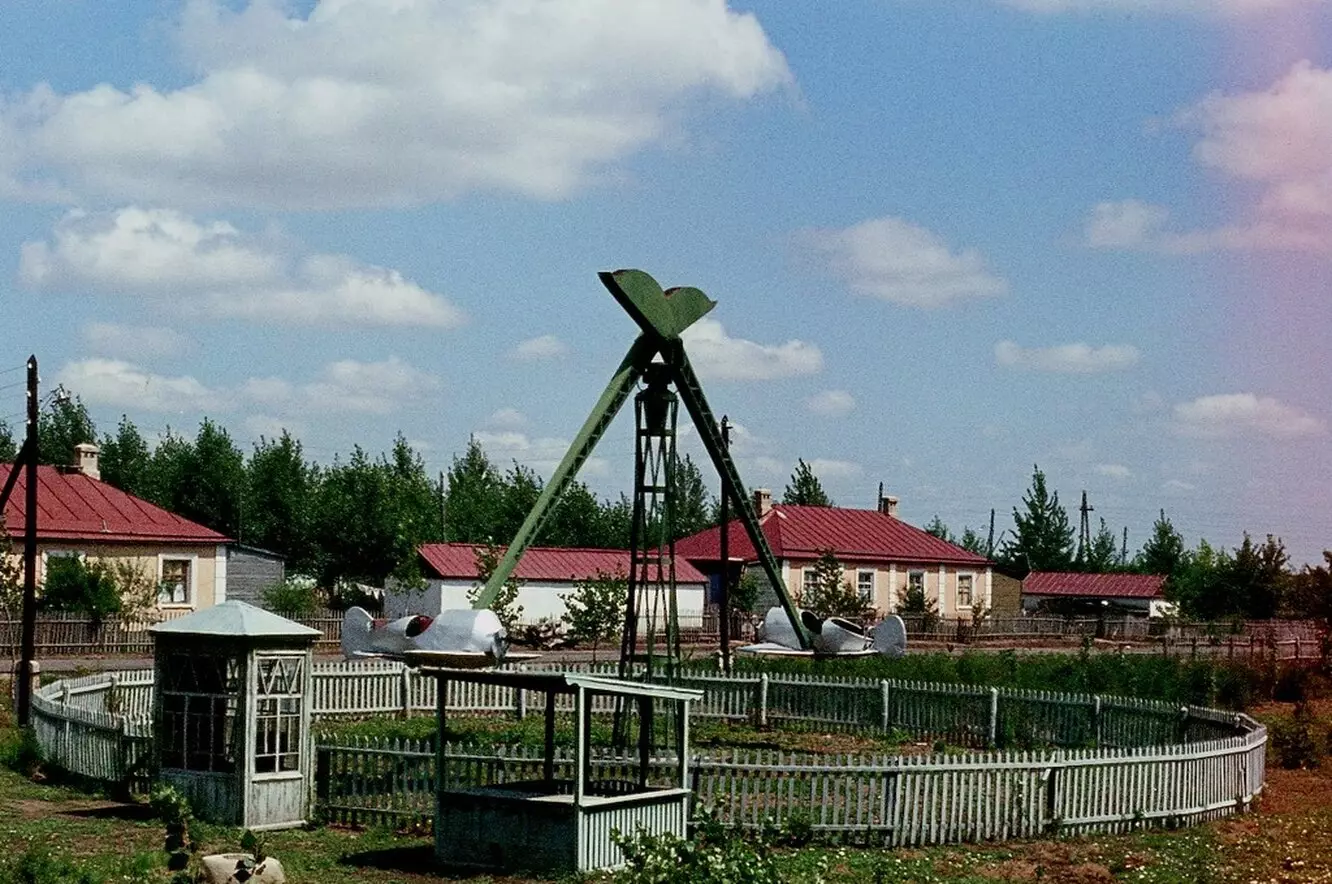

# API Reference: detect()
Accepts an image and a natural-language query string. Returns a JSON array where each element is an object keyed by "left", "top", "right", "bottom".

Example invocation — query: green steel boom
[{"left": 470, "top": 269, "right": 812, "bottom": 651}]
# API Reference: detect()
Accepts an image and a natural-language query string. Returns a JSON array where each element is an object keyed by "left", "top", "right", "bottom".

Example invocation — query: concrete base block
[{"left": 200, "top": 854, "right": 285, "bottom": 884}]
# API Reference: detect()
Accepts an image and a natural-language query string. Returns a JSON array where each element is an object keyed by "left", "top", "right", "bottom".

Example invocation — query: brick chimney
[
  {"left": 753, "top": 487, "right": 772, "bottom": 517},
  {"left": 73, "top": 442, "right": 100, "bottom": 480},
  {"left": 878, "top": 492, "right": 898, "bottom": 518}
]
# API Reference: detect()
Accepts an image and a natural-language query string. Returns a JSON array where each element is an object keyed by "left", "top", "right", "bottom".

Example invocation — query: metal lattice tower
[{"left": 620, "top": 365, "right": 681, "bottom": 680}]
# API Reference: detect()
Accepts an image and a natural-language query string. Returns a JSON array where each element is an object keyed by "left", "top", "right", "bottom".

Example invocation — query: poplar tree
[
  {"left": 782, "top": 458, "right": 833, "bottom": 507},
  {"left": 1002, "top": 465, "right": 1073, "bottom": 574}
]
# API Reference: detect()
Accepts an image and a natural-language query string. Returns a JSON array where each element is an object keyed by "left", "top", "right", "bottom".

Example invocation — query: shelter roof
[
  {"left": 417, "top": 542, "right": 708, "bottom": 585},
  {"left": 149, "top": 600, "right": 321, "bottom": 639},
  {"left": 672, "top": 504, "right": 989, "bottom": 567},
  {"left": 409, "top": 663, "right": 703, "bottom": 702},
  {"left": 1023, "top": 571, "right": 1166, "bottom": 599},
  {"left": 1, "top": 464, "right": 228, "bottom": 545}
]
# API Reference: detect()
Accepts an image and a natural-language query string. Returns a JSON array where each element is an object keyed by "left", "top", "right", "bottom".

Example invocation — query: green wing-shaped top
[{"left": 600, "top": 269, "right": 716, "bottom": 340}]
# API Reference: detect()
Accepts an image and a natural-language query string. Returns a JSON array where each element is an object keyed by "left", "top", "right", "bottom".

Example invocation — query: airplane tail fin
[{"left": 341, "top": 607, "right": 376, "bottom": 659}]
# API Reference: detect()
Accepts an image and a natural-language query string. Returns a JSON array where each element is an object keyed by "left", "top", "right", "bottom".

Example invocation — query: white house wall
[{"left": 384, "top": 579, "right": 707, "bottom": 627}]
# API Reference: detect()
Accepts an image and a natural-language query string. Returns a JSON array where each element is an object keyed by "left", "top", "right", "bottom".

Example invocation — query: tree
[
  {"left": 99, "top": 416, "right": 152, "bottom": 497},
  {"left": 782, "top": 458, "right": 833, "bottom": 506},
  {"left": 562, "top": 568, "right": 626, "bottom": 662},
  {"left": 1170, "top": 539, "right": 1230, "bottom": 620},
  {"left": 1136, "top": 510, "right": 1186, "bottom": 578},
  {"left": 0, "top": 421, "right": 17, "bottom": 462},
  {"left": 958, "top": 526, "right": 988, "bottom": 557},
  {"left": 1084, "top": 519, "right": 1121, "bottom": 573},
  {"left": 40, "top": 556, "right": 122, "bottom": 621},
  {"left": 896, "top": 575, "right": 940, "bottom": 630},
  {"left": 671, "top": 453, "right": 716, "bottom": 540},
  {"left": 1228, "top": 533, "right": 1288, "bottom": 620},
  {"left": 923, "top": 516, "right": 953, "bottom": 543},
  {"left": 38, "top": 395, "right": 97, "bottom": 467},
  {"left": 468, "top": 541, "right": 524, "bottom": 631},
  {"left": 1002, "top": 465, "right": 1073, "bottom": 574},
  {"left": 1286, "top": 552, "right": 1332, "bottom": 665},
  {"left": 0, "top": 519, "right": 22, "bottom": 612},
  {"left": 799, "top": 549, "right": 868, "bottom": 619},
  {"left": 444, "top": 438, "right": 503, "bottom": 543},
  {"left": 496, "top": 461, "right": 542, "bottom": 544},
  {"left": 245, "top": 431, "right": 318, "bottom": 574}
]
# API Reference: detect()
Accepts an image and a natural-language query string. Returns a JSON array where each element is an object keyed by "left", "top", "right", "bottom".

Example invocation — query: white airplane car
[
  {"left": 737, "top": 607, "right": 907, "bottom": 659},
  {"left": 341, "top": 607, "right": 538, "bottom": 667}
]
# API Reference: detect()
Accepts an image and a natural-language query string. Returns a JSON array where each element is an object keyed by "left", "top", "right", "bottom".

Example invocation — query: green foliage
[
  {"left": 1002, "top": 465, "right": 1073, "bottom": 573},
  {"left": 261, "top": 577, "right": 321, "bottom": 616},
  {"left": 1271, "top": 702, "right": 1321, "bottom": 770},
  {"left": 0, "top": 727, "right": 44, "bottom": 778},
  {"left": 2, "top": 848, "right": 105, "bottom": 884},
  {"left": 731, "top": 569, "right": 762, "bottom": 615},
  {"left": 244, "top": 431, "right": 318, "bottom": 574},
  {"left": 36, "top": 394, "right": 95, "bottom": 468},
  {"left": 0, "top": 522, "right": 21, "bottom": 613},
  {"left": 467, "top": 541, "right": 524, "bottom": 631},
  {"left": 611, "top": 812, "right": 782, "bottom": 884},
  {"left": 800, "top": 549, "right": 868, "bottom": 619},
  {"left": 1171, "top": 534, "right": 1290, "bottom": 621},
  {"left": 958, "top": 526, "right": 988, "bottom": 557},
  {"left": 1137, "top": 509, "right": 1187, "bottom": 578},
  {"left": 562, "top": 568, "right": 626, "bottom": 662},
  {"left": 896, "top": 578, "right": 939, "bottom": 630},
  {"left": 39, "top": 557, "right": 121, "bottom": 620},
  {"left": 671, "top": 453, "right": 716, "bottom": 540},
  {"left": 1083, "top": 518, "right": 1121, "bottom": 572},
  {"left": 444, "top": 437, "right": 503, "bottom": 543},
  {"left": 149, "top": 784, "right": 196, "bottom": 880},
  {"left": 97, "top": 415, "right": 152, "bottom": 499},
  {"left": 0, "top": 420, "right": 17, "bottom": 462},
  {"left": 923, "top": 515, "right": 953, "bottom": 543},
  {"left": 782, "top": 458, "right": 833, "bottom": 507}
]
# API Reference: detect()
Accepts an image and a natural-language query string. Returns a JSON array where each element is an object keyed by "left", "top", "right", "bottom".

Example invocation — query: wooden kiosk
[
  {"left": 412, "top": 660, "right": 702, "bottom": 873},
  {"left": 149, "top": 601, "right": 320, "bottom": 829}
]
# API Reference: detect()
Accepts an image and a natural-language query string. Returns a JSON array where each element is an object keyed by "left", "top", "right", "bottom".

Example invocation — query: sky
[{"left": 1, "top": 0, "right": 1330, "bottom": 566}]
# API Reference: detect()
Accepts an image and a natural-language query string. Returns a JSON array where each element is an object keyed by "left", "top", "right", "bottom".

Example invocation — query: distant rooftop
[{"left": 149, "top": 600, "right": 321, "bottom": 639}]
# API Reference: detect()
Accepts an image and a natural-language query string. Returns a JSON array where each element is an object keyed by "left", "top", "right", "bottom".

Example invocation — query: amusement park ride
[{"left": 341, "top": 269, "right": 906, "bottom": 671}]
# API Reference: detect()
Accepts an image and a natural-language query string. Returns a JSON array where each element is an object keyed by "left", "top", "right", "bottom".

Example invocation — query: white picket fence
[{"left": 28, "top": 660, "right": 1266, "bottom": 845}]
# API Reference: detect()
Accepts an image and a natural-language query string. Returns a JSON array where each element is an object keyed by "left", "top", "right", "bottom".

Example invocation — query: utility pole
[
  {"left": 987, "top": 508, "right": 996, "bottom": 559},
  {"left": 438, "top": 471, "right": 447, "bottom": 541},
  {"left": 17, "top": 356, "right": 38, "bottom": 726},
  {"left": 1077, "top": 491, "right": 1094, "bottom": 567},
  {"left": 1121, "top": 526, "right": 1129, "bottom": 567},
  {"left": 718, "top": 415, "right": 732, "bottom": 673}
]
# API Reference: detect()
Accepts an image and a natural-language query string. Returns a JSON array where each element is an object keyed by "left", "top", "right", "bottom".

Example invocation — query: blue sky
[{"left": 2, "top": 0, "right": 1330, "bottom": 565}]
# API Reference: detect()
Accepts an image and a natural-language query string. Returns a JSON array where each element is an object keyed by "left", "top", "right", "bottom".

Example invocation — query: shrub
[
  {"left": 611, "top": 815, "right": 781, "bottom": 884},
  {"left": 261, "top": 577, "right": 322, "bottom": 617},
  {"left": 1271, "top": 705, "right": 1320, "bottom": 769}
]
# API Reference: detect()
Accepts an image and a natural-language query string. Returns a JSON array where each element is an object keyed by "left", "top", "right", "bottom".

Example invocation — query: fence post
[
  {"left": 401, "top": 666, "right": 413, "bottom": 719},
  {"left": 880, "top": 680, "right": 891, "bottom": 732},
  {"left": 1295, "top": 638, "right": 1302, "bottom": 661},
  {"left": 516, "top": 686, "right": 527, "bottom": 721},
  {"left": 758, "top": 674, "right": 769, "bottom": 729},
  {"left": 987, "top": 688, "right": 999, "bottom": 748},
  {"left": 1093, "top": 695, "right": 1103, "bottom": 747}
]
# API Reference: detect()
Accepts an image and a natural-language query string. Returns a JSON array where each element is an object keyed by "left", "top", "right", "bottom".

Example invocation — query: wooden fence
[
  {"left": 26, "top": 661, "right": 1267, "bottom": 846},
  {"left": 0, "top": 611, "right": 343, "bottom": 656},
  {"left": 314, "top": 723, "right": 1264, "bottom": 843}
]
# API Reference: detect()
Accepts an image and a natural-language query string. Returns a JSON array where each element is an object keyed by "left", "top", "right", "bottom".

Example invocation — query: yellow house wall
[
  {"left": 4, "top": 540, "right": 225, "bottom": 614},
  {"left": 788, "top": 559, "right": 993, "bottom": 620}
]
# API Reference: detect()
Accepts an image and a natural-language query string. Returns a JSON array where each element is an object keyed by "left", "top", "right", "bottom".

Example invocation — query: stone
[{"left": 200, "top": 853, "right": 285, "bottom": 884}]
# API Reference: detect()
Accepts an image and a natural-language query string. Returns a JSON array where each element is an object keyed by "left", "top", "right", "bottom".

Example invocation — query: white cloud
[
  {"left": 807, "top": 458, "right": 862, "bottom": 480},
  {"left": 242, "top": 414, "right": 306, "bottom": 441},
  {"left": 472, "top": 429, "right": 607, "bottom": 479},
  {"left": 485, "top": 408, "right": 528, "bottom": 429},
  {"left": 511, "top": 335, "right": 569, "bottom": 361},
  {"left": 804, "top": 389, "right": 856, "bottom": 417},
  {"left": 245, "top": 356, "right": 441, "bottom": 415},
  {"left": 1162, "top": 479, "right": 1197, "bottom": 494},
  {"left": 799, "top": 216, "right": 1006, "bottom": 308},
  {"left": 0, "top": 0, "right": 790, "bottom": 209},
  {"left": 995, "top": 340, "right": 1140, "bottom": 373},
  {"left": 1096, "top": 463, "right": 1133, "bottom": 480},
  {"left": 22, "top": 207, "right": 465, "bottom": 327},
  {"left": 82, "top": 322, "right": 189, "bottom": 360},
  {"left": 1087, "top": 62, "right": 1332, "bottom": 255},
  {"left": 56, "top": 359, "right": 219, "bottom": 412},
  {"left": 1085, "top": 200, "right": 1171, "bottom": 248},
  {"left": 681, "top": 318, "right": 822, "bottom": 382},
  {"left": 1002, "top": 0, "right": 1321, "bottom": 15},
  {"left": 1172, "top": 393, "right": 1326, "bottom": 439}
]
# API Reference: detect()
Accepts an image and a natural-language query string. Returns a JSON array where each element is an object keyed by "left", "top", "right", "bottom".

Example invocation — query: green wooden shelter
[
  {"left": 149, "top": 601, "right": 320, "bottom": 830},
  {"left": 413, "top": 659, "right": 702, "bottom": 873}
]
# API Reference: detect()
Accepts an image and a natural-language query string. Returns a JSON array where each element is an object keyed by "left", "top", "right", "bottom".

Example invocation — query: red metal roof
[
  {"left": 1023, "top": 571, "right": 1166, "bottom": 599},
  {"left": 1, "top": 464, "right": 229, "bottom": 545},
  {"left": 672, "top": 504, "right": 991, "bottom": 567},
  {"left": 418, "top": 543, "right": 708, "bottom": 585}
]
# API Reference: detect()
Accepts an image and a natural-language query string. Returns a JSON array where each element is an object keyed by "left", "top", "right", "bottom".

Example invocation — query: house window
[
  {"left": 159, "top": 651, "right": 239, "bottom": 773},
  {"left": 957, "top": 574, "right": 974, "bottom": 609},
  {"left": 857, "top": 571, "right": 875, "bottom": 602},
  {"left": 802, "top": 567, "right": 820, "bottom": 601},
  {"left": 907, "top": 571, "right": 925, "bottom": 594},
  {"left": 254, "top": 655, "right": 304, "bottom": 775},
  {"left": 159, "top": 558, "right": 192, "bottom": 606}
]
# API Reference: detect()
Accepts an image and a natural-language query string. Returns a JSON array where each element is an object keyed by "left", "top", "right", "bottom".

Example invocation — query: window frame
[
  {"left": 856, "top": 570, "right": 875, "bottom": 603},
  {"left": 253, "top": 653, "right": 306, "bottom": 778},
  {"left": 157, "top": 554, "right": 198, "bottom": 608},
  {"left": 158, "top": 651, "right": 239, "bottom": 774},
  {"left": 907, "top": 570, "right": 925, "bottom": 594},
  {"left": 801, "top": 567, "right": 820, "bottom": 601},
  {"left": 956, "top": 572, "right": 975, "bottom": 610}
]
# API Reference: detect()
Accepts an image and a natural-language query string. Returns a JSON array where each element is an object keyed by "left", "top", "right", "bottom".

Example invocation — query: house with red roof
[
  {"left": 1021, "top": 571, "right": 1173, "bottom": 618},
  {"left": 2, "top": 444, "right": 231, "bottom": 614},
  {"left": 388, "top": 542, "right": 710, "bottom": 627},
  {"left": 673, "top": 490, "right": 993, "bottom": 621}
]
